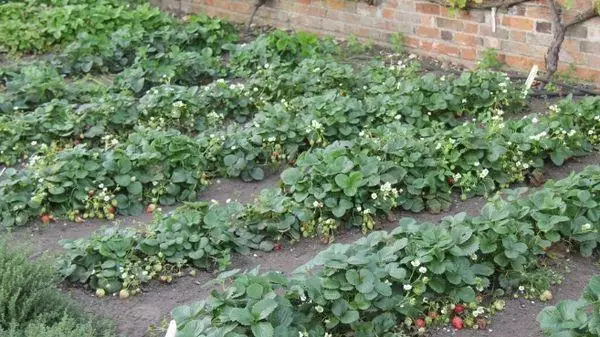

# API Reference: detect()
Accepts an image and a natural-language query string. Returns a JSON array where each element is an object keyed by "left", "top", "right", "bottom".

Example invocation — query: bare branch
[
  {"left": 245, "top": 0, "right": 268, "bottom": 34},
  {"left": 425, "top": 0, "right": 528, "bottom": 9},
  {"left": 564, "top": 8, "right": 598, "bottom": 28},
  {"left": 544, "top": 0, "right": 566, "bottom": 82}
]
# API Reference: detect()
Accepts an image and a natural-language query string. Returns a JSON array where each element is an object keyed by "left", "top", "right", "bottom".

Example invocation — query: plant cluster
[
  {"left": 170, "top": 165, "right": 600, "bottom": 337},
  {"left": 58, "top": 202, "right": 245, "bottom": 296},
  {"left": 0, "top": 243, "right": 114, "bottom": 337},
  {"left": 0, "top": 0, "right": 172, "bottom": 54},
  {"left": 280, "top": 96, "right": 600, "bottom": 238},
  {"left": 56, "top": 99, "right": 600, "bottom": 290},
  {"left": 0, "top": 53, "right": 532, "bottom": 228},
  {"left": 538, "top": 276, "right": 600, "bottom": 336}
]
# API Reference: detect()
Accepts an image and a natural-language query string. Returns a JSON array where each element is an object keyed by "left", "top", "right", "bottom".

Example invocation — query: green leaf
[
  {"left": 281, "top": 168, "right": 301, "bottom": 185},
  {"left": 340, "top": 310, "right": 360, "bottom": 324},
  {"left": 114, "top": 175, "right": 131, "bottom": 187},
  {"left": 583, "top": 276, "right": 600, "bottom": 303},
  {"left": 457, "top": 286, "right": 476, "bottom": 302},
  {"left": 502, "top": 237, "right": 527, "bottom": 259},
  {"left": 228, "top": 307, "right": 254, "bottom": 326},
  {"left": 346, "top": 269, "right": 360, "bottom": 285},
  {"left": 251, "top": 322, "right": 274, "bottom": 337},
  {"left": 127, "top": 182, "right": 143, "bottom": 195},
  {"left": 356, "top": 269, "right": 375, "bottom": 294},
  {"left": 251, "top": 298, "right": 278, "bottom": 320},
  {"left": 334, "top": 171, "right": 363, "bottom": 197},
  {"left": 246, "top": 283, "right": 264, "bottom": 299},
  {"left": 250, "top": 167, "right": 265, "bottom": 180},
  {"left": 171, "top": 169, "right": 187, "bottom": 183}
]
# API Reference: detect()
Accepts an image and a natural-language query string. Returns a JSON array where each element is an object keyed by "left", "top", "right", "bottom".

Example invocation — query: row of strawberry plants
[
  {"left": 0, "top": 80, "right": 260, "bottom": 166},
  {"left": 278, "top": 95, "right": 600, "bottom": 237},
  {"left": 537, "top": 276, "right": 600, "bottom": 336},
  {"left": 0, "top": 65, "right": 528, "bottom": 227},
  {"left": 55, "top": 96, "right": 600, "bottom": 295},
  {"left": 0, "top": 0, "right": 176, "bottom": 54},
  {"left": 0, "top": 58, "right": 523, "bottom": 167},
  {"left": 169, "top": 165, "right": 600, "bottom": 337}
]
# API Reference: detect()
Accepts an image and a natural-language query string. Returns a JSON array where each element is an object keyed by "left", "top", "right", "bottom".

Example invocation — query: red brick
[
  {"left": 383, "top": 8, "right": 395, "bottom": 19},
  {"left": 461, "top": 48, "right": 478, "bottom": 61},
  {"left": 455, "top": 9, "right": 486, "bottom": 23},
  {"left": 454, "top": 33, "right": 482, "bottom": 46},
  {"left": 581, "top": 41, "right": 600, "bottom": 54},
  {"left": 441, "top": 30, "right": 453, "bottom": 41},
  {"left": 510, "top": 30, "right": 527, "bottom": 42},
  {"left": 431, "top": 42, "right": 461, "bottom": 57},
  {"left": 415, "top": 26, "right": 440, "bottom": 39},
  {"left": 436, "top": 17, "right": 464, "bottom": 30},
  {"left": 536, "top": 21, "right": 551, "bottom": 34},
  {"left": 228, "top": 1, "right": 250, "bottom": 12},
  {"left": 574, "top": 67, "right": 600, "bottom": 82},
  {"left": 415, "top": 2, "right": 440, "bottom": 15},
  {"left": 323, "top": 0, "right": 346, "bottom": 10},
  {"left": 588, "top": 55, "right": 600, "bottom": 68},
  {"left": 502, "top": 16, "right": 534, "bottom": 30},
  {"left": 525, "top": 5, "right": 551, "bottom": 19},
  {"left": 504, "top": 54, "right": 543, "bottom": 70},
  {"left": 420, "top": 14, "right": 436, "bottom": 27},
  {"left": 464, "top": 23, "right": 478, "bottom": 34}
]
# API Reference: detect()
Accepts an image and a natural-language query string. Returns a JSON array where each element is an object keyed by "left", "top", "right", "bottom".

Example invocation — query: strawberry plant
[
  {"left": 58, "top": 201, "right": 244, "bottom": 294},
  {"left": 171, "top": 165, "right": 600, "bottom": 336},
  {"left": 0, "top": 0, "right": 172, "bottom": 54},
  {"left": 538, "top": 276, "right": 600, "bottom": 336}
]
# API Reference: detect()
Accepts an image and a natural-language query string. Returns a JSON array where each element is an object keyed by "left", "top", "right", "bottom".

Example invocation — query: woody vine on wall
[{"left": 247, "top": 0, "right": 600, "bottom": 83}]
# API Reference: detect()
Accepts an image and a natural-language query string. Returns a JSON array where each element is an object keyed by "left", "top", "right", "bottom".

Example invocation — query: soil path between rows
[{"left": 6, "top": 152, "right": 600, "bottom": 337}]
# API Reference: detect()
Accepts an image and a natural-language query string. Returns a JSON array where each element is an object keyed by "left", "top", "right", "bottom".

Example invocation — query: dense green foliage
[
  {"left": 0, "top": 244, "right": 114, "bottom": 337},
  {"left": 0, "top": 0, "right": 171, "bottom": 54},
  {"left": 57, "top": 99, "right": 600, "bottom": 292},
  {"left": 169, "top": 166, "right": 600, "bottom": 337},
  {"left": 0, "top": 54, "right": 533, "bottom": 229},
  {"left": 3, "top": 4, "right": 600, "bottom": 337}
]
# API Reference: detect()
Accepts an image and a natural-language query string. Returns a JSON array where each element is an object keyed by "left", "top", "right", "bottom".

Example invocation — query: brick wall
[{"left": 151, "top": 0, "right": 600, "bottom": 84}]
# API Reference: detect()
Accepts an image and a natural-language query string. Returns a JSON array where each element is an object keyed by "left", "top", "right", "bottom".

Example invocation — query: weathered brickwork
[{"left": 151, "top": 0, "right": 600, "bottom": 83}]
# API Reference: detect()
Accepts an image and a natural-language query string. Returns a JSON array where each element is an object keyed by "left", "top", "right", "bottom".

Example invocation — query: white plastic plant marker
[
  {"left": 165, "top": 320, "right": 177, "bottom": 337},
  {"left": 491, "top": 7, "right": 497, "bottom": 32},
  {"left": 525, "top": 64, "right": 539, "bottom": 91}
]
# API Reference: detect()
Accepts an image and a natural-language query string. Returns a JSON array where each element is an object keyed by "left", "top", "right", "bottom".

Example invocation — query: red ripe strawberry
[
  {"left": 415, "top": 318, "right": 426, "bottom": 328},
  {"left": 146, "top": 204, "right": 156, "bottom": 214},
  {"left": 447, "top": 177, "right": 455, "bottom": 185},
  {"left": 428, "top": 311, "right": 439, "bottom": 319},
  {"left": 40, "top": 214, "right": 52, "bottom": 224},
  {"left": 451, "top": 316, "right": 464, "bottom": 330},
  {"left": 274, "top": 243, "right": 283, "bottom": 251},
  {"left": 453, "top": 304, "right": 465, "bottom": 314}
]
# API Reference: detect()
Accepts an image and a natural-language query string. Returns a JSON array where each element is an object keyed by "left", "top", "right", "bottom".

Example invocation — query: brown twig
[
  {"left": 425, "top": 0, "right": 528, "bottom": 9},
  {"left": 246, "top": 0, "right": 268, "bottom": 34},
  {"left": 544, "top": 2, "right": 598, "bottom": 83}
]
